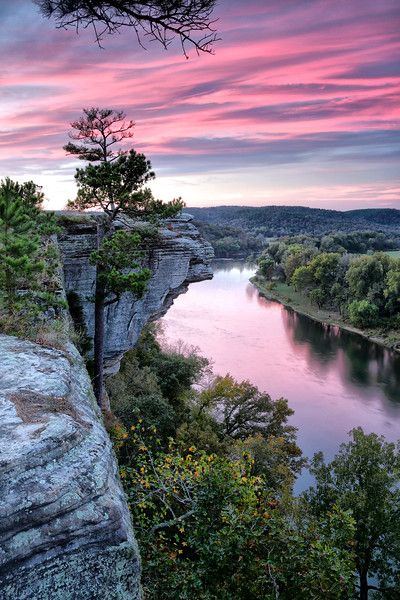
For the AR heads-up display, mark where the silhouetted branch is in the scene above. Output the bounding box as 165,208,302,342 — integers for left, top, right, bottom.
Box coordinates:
35,1,219,56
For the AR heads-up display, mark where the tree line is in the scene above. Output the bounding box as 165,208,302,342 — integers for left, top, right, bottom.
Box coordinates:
258,233,400,331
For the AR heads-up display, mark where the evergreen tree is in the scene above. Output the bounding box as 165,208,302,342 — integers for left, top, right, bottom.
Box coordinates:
0,179,43,313
65,108,183,408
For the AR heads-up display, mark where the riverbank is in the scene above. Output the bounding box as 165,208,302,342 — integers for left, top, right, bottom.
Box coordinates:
251,276,400,354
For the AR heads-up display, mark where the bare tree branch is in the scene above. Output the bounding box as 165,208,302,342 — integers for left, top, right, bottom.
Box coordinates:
34,1,219,56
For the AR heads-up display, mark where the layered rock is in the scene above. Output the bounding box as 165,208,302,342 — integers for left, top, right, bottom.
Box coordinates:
0,215,213,599
58,213,214,373
0,334,140,600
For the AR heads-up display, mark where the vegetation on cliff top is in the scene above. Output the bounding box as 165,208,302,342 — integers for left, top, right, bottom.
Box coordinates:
0,177,70,345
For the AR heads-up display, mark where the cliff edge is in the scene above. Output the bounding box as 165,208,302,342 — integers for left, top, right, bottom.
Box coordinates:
0,215,213,599
58,213,214,374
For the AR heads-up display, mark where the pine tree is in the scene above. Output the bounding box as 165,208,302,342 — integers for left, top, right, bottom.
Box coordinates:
65,108,183,409
0,179,43,314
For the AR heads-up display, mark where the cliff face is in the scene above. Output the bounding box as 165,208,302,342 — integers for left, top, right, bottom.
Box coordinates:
0,335,140,600
0,216,213,599
58,213,214,373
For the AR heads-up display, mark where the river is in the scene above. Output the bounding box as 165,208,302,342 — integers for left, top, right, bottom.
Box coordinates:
161,260,400,487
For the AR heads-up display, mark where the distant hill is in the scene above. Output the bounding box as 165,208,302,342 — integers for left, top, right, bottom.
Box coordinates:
187,206,400,237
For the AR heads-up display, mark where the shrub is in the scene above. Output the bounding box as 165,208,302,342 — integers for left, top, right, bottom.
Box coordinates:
348,300,379,328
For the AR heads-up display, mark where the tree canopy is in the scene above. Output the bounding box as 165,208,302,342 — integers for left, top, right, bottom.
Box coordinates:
305,428,400,599
64,107,135,163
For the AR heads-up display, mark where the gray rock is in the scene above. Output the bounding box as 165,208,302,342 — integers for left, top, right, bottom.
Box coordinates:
0,335,141,600
58,214,214,374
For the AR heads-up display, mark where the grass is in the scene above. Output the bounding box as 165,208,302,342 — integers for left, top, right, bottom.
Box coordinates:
385,250,400,258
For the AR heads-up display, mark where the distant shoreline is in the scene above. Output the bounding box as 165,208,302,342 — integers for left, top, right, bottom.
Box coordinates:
250,276,400,354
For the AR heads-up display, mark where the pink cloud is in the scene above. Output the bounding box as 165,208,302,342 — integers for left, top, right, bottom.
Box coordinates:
0,0,399,208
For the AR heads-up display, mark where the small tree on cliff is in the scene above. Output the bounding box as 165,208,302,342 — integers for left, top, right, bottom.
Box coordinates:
66,108,183,408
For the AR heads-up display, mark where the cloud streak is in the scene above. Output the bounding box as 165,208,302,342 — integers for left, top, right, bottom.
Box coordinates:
0,0,399,208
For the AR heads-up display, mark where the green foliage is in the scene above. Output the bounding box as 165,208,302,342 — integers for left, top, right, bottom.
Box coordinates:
258,233,400,331
258,255,274,278
68,151,155,215
65,108,184,220
345,254,391,309
194,220,264,259
282,243,318,281
305,428,400,597
115,423,355,600
0,177,68,342
199,374,294,441
107,325,209,441
348,300,379,328
384,260,400,314
90,229,151,300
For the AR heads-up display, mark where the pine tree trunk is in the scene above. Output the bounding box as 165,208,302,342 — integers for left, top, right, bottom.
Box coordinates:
359,570,369,600
93,220,111,411
93,270,106,409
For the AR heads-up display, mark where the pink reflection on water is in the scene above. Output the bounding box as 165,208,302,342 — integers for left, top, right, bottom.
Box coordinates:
161,261,400,463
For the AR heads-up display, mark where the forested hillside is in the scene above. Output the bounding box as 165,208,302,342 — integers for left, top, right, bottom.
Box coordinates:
189,206,400,238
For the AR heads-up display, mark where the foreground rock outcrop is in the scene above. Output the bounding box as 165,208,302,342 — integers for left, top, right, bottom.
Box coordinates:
58,213,214,374
0,335,140,600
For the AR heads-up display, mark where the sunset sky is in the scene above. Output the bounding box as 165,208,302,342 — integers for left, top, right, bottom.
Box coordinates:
0,0,399,210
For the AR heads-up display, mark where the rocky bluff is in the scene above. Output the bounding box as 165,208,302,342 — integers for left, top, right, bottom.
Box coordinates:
0,215,213,599
58,213,214,374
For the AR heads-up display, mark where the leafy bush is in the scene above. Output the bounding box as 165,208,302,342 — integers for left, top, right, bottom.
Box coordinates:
347,300,379,328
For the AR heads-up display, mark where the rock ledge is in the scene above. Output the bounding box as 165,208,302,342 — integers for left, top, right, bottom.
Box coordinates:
0,334,140,600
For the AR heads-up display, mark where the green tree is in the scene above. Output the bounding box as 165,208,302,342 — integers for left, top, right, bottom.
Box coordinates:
36,0,218,56
0,179,44,313
348,299,379,328
199,374,295,441
384,259,400,316
345,254,391,310
305,428,400,599
193,374,304,486
65,108,183,407
283,243,317,281
107,325,209,441
258,255,275,278
116,424,355,600
308,252,341,296
291,264,314,291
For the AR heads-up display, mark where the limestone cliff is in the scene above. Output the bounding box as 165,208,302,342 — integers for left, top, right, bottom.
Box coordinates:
58,213,214,373
0,215,213,599
0,335,140,600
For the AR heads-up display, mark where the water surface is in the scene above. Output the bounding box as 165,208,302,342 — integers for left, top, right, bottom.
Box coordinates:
161,261,400,484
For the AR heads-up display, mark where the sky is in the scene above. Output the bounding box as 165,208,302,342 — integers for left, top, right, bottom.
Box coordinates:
0,0,399,210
